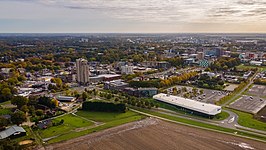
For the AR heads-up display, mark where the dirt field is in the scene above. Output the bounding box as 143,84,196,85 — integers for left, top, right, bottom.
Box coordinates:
44,118,266,150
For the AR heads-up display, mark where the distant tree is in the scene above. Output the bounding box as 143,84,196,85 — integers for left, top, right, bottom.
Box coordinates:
11,111,26,125
36,109,44,116
182,87,187,92
200,89,204,95
11,96,28,109
0,139,21,150
20,105,29,113
0,117,9,129
1,88,12,101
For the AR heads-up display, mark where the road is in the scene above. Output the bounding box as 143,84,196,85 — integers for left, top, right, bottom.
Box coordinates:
222,71,258,107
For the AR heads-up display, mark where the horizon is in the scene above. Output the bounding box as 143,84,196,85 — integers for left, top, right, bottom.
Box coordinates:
1,0,266,33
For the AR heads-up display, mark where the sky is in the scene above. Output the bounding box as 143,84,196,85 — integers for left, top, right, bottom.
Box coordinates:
0,0,266,33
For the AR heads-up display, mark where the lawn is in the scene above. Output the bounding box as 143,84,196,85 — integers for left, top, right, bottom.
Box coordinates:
37,110,145,144
36,114,94,139
230,109,266,131
213,111,230,121
0,108,12,115
48,115,144,144
76,110,140,122
0,100,11,106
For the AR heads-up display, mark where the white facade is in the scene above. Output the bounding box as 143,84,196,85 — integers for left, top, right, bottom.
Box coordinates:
121,65,134,75
76,58,90,84
153,93,221,116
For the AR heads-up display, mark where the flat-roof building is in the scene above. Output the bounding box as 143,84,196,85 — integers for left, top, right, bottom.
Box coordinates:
153,93,221,117
0,125,26,139
56,96,76,102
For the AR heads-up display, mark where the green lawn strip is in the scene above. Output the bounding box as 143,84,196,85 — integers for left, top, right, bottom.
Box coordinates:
37,114,94,139
75,110,139,122
213,111,230,121
230,109,266,131
227,95,242,105
133,108,266,141
0,108,12,115
47,115,145,144
0,101,11,106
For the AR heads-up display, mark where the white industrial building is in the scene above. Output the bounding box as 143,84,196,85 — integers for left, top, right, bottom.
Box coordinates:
153,93,221,117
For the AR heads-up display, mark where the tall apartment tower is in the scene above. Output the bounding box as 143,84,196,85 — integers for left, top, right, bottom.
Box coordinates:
76,58,90,85
121,65,134,75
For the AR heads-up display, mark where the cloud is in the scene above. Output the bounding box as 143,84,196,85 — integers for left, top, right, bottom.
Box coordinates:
2,0,266,23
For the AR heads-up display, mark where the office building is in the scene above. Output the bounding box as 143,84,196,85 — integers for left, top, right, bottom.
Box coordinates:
76,58,90,84
121,65,134,75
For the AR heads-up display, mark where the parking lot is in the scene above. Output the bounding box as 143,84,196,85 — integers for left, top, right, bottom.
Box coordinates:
168,85,228,104
247,85,266,97
229,95,266,114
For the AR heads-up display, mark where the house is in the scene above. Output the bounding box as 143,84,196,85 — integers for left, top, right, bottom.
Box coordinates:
37,119,52,129
0,125,26,139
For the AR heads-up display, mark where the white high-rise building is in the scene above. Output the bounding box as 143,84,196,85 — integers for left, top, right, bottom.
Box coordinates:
121,65,134,75
76,58,90,84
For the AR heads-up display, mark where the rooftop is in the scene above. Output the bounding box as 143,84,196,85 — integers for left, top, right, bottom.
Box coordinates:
0,125,26,139
56,96,76,102
153,93,221,116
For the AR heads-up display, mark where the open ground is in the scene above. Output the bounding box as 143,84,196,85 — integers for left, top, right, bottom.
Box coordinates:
44,118,266,150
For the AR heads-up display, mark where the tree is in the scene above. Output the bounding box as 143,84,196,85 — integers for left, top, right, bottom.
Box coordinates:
38,96,56,108
20,105,29,113
172,87,178,95
0,139,22,150
200,89,204,95
182,87,187,92
28,96,38,106
51,99,59,108
82,92,89,101
0,117,9,129
11,96,28,109
11,111,26,125
192,88,198,95
36,109,44,116
1,88,12,101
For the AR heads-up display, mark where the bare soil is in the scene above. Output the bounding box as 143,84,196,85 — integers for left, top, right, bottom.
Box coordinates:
44,118,266,150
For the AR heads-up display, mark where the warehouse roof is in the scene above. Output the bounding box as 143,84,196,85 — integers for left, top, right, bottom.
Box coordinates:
153,93,221,115
56,96,76,102
0,125,26,139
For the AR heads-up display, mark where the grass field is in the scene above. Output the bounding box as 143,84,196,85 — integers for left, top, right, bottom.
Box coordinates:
36,114,94,139
48,115,144,144
133,108,266,141
230,109,266,131
0,108,12,115
76,110,141,122
0,101,11,106
39,110,144,144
